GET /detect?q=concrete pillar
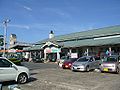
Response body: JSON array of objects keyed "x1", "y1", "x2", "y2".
[
  {"x1": 29, "y1": 52, "x2": 31, "y2": 59},
  {"x1": 87, "y1": 48, "x2": 89, "y2": 56},
  {"x1": 57, "y1": 52, "x2": 60, "y2": 60},
  {"x1": 68, "y1": 49, "x2": 72, "y2": 57},
  {"x1": 44, "y1": 52, "x2": 46, "y2": 59},
  {"x1": 69, "y1": 49, "x2": 72, "y2": 53},
  {"x1": 29, "y1": 52, "x2": 32, "y2": 62},
  {"x1": 109, "y1": 47, "x2": 112, "y2": 56},
  {"x1": 39, "y1": 51, "x2": 41, "y2": 58}
]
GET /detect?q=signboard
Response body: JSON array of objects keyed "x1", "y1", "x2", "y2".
[
  {"x1": 0, "y1": 50, "x2": 23, "y2": 52},
  {"x1": 44, "y1": 47, "x2": 61, "y2": 53},
  {"x1": 71, "y1": 53, "x2": 78, "y2": 58}
]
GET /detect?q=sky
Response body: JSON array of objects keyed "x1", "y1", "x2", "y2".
[{"x1": 0, "y1": 0, "x2": 120, "y2": 44}]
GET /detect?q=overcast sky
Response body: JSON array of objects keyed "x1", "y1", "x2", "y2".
[{"x1": 0, "y1": 0, "x2": 120, "y2": 43}]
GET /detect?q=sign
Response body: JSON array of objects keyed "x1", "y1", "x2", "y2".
[
  {"x1": 44, "y1": 47, "x2": 61, "y2": 53},
  {"x1": 71, "y1": 53, "x2": 78, "y2": 58},
  {"x1": 0, "y1": 50, "x2": 23, "y2": 52},
  {"x1": 8, "y1": 49, "x2": 16, "y2": 52}
]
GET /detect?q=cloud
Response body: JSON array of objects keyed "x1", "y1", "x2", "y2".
[
  {"x1": 9, "y1": 24, "x2": 30, "y2": 30},
  {"x1": 43, "y1": 8, "x2": 71, "y2": 18},
  {"x1": 23, "y1": 6, "x2": 32, "y2": 11},
  {"x1": 15, "y1": 2, "x2": 32, "y2": 11},
  {"x1": 29, "y1": 23, "x2": 53, "y2": 30}
]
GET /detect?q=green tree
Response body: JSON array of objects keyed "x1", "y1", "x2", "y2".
[{"x1": 0, "y1": 35, "x2": 4, "y2": 46}]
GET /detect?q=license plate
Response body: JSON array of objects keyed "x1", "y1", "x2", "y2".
[{"x1": 104, "y1": 68, "x2": 108, "y2": 71}]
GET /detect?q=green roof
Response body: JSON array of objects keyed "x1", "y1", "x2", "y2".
[
  {"x1": 27, "y1": 25, "x2": 120, "y2": 50},
  {"x1": 24, "y1": 45, "x2": 43, "y2": 51},
  {"x1": 63, "y1": 37, "x2": 120, "y2": 48},
  {"x1": 36, "y1": 25, "x2": 120, "y2": 44}
]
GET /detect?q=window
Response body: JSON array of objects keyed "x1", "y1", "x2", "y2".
[
  {"x1": 118, "y1": 56, "x2": 120, "y2": 60},
  {"x1": 103, "y1": 57, "x2": 117, "y2": 62},
  {"x1": 0, "y1": 58, "x2": 12, "y2": 67},
  {"x1": 77, "y1": 57, "x2": 89, "y2": 62}
]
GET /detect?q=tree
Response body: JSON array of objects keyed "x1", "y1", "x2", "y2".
[{"x1": 0, "y1": 35, "x2": 4, "y2": 46}]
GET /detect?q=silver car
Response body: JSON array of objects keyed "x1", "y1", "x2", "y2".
[
  {"x1": 100, "y1": 55, "x2": 120, "y2": 74},
  {"x1": 71, "y1": 56, "x2": 100, "y2": 72}
]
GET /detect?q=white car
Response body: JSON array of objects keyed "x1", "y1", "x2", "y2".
[
  {"x1": 0, "y1": 57, "x2": 29, "y2": 84},
  {"x1": 100, "y1": 55, "x2": 120, "y2": 74}
]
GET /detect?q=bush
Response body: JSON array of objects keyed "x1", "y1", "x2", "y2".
[{"x1": 9, "y1": 58, "x2": 21, "y2": 65}]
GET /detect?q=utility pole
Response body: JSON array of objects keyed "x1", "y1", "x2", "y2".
[{"x1": 3, "y1": 19, "x2": 10, "y2": 57}]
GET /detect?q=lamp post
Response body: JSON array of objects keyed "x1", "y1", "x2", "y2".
[{"x1": 3, "y1": 19, "x2": 10, "y2": 57}]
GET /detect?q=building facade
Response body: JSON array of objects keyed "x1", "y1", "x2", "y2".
[{"x1": 24, "y1": 25, "x2": 120, "y2": 62}]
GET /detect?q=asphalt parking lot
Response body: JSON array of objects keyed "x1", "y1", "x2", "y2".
[{"x1": 2, "y1": 62, "x2": 120, "y2": 90}]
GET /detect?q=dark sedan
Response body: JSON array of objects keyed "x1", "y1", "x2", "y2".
[{"x1": 62, "y1": 58, "x2": 78, "y2": 69}]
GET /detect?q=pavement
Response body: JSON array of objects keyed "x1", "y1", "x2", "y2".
[{"x1": 2, "y1": 62, "x2": 120, "y2": 90}]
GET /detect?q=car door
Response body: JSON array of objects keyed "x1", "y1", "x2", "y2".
[
  {"x1": 0, "y1": 58, "x2": 17, "y2": 82},
  {"x1": 88, "y1": 57, "x2": 94, "y2": 70},
  {"x1": 93, "y1": 57, "x2": 100, "y2": 69},
  {"x1": 117, "y1": 56, "x2": 120, "y2": 69}
]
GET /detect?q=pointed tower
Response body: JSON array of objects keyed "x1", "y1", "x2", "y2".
[
  {"x1": 10, "y1": 34, "x2": 17, "y2": 47},
  {"x1": 49, "y1": 30, "x2": 54, "y2": 39}
]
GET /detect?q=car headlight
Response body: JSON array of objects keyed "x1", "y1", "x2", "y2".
[
  {"x1": 69, "y1": 63, "x2": 72, "y2": 66},
  {"x1": 79, "y1": 65, "x2": 85, "y2": 68}
]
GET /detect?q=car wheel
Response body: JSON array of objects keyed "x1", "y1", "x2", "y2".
[
  {"x1": 116, "y1": 67, "x2": 120, "y2": 74},
  {"x1": 86, "y1": 66, "x2": 90, "y2": 72},
  {"x1": 17, "y1": 73, "x2": 28, "y2": 84}
]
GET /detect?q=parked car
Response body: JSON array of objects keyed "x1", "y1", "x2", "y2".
[
  {"x1": 0, "y1": 57, "x2": 29, "y2": 84},
  {"x1": 62, "y1": 58, "x2": 78, "y2": 69},
  {"x1": 100, "y1": 55, "x2": 120, "y2": 74},
  {"x1": 57, "y1": 56, "x2": 69, "y2": 67},
  {"x1": 71, "y1": 56, "x2": 100, "y2": 72}
]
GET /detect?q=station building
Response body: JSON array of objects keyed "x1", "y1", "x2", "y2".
[{"x1": 24, "y1": 25, "x2": 120, "y2": 62}]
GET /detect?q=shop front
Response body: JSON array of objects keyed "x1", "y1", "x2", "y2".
[
  {"x1": 23, "y1": 25, "x2": 120, "y2": 61},
  {"x1": 43, "y1": 42, "x2": 61, "y2": 62}
]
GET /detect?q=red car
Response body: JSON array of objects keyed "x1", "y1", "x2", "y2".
[{"x1": 62, "y1": 58, "x2": 78, "y2": 69}]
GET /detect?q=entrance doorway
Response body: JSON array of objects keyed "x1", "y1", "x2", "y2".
[{"x1": 46, "y1": 53, "x2": 57, "y2": 62}]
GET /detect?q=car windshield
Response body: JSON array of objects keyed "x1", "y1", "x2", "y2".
[
  {"x1": 103, "y1": 56, "x2": 118, "y2": 62},
  {"x1": 77, "y1": 57, "x2": 89, "y2": 62}
]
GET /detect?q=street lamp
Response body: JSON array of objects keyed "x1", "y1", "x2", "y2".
[{"x1": 3, "y1": 19, "x2": 10, "y2": 57}]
